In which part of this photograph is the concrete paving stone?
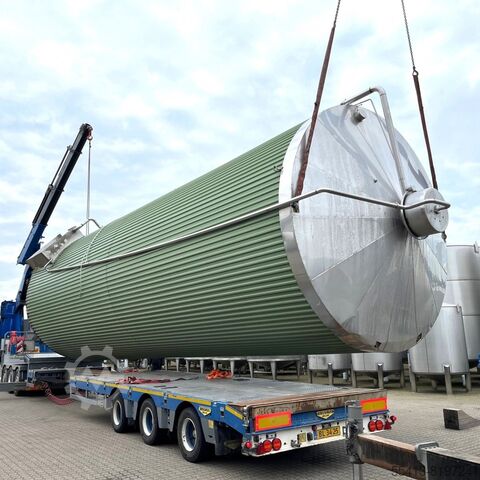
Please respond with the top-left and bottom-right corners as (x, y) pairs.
(0, 374), (479, 479)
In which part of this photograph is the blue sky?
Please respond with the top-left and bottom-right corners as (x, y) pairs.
(1, 0), (479, 300)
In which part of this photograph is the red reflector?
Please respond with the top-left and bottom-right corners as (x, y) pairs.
(256, 443), (265, 455)
(254, 411), (292, 431)
(263, 440), (273, 453)
(375, 419), (384, 431)
(384, 421), (392, 430)
(244, 441), (253, 449)
(368, 420), (376, 432)
(390, 415), (397, 424)
(272, 438), (282, 451)
(361, 397), (387, 414)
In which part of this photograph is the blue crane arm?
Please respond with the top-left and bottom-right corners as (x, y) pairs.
(17, 123), (93, 265)
(14, 123), (93, 311)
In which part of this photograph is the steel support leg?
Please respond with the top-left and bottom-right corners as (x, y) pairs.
(249, 361), (254, 378)
(444, 365), (453, 395)
(271, 361), (277, 381)
(351, 369), (357, 388)
(230, 360), (235, 374)
(296, 360), (301, 380)
(409, 370), (417, 392)
(377, 363), (384, 389)
(309, 369), (313, 384)
(327, 363), (334, 385)
(199, 359), (204, 373)
(186, 360), (190, 373)
(465, 372), (472, 392)
(400, 367), (405, 388)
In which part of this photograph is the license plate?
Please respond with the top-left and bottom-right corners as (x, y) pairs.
(317, 426), (341, 439)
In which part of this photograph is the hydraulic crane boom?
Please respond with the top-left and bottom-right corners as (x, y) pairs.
(14, 123), (93, 312)
(17, 123), (93, 264)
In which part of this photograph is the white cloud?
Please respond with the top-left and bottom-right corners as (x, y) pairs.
(0, 0), (479, 301)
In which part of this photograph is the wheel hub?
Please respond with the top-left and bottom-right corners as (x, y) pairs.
(181, 418), (197, 452)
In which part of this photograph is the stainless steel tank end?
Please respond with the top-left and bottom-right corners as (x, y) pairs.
(402, 187), (449, 238)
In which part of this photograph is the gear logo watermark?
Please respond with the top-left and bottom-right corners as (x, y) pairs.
(46, 345), (119, 410)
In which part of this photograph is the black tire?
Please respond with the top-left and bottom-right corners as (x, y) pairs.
(0, 365), (6, 383)
(177, 407), (212, 463)
(139, 398), (166, 445)
(13, 368), (23, 397)
(7, 367), (14, 394)
(111, 394), (130, 433)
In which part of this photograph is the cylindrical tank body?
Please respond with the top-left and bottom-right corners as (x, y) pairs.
(308, 354), (351, 371)
(26, 104), (447, 360)
(408, 304), (469, 374)
(351, 353), (403, 372)
(444, 243), (480, 362)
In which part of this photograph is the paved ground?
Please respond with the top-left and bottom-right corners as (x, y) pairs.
(1, 373), (479, 480)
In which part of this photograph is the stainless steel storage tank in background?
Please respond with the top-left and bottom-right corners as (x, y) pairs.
(444, 243), (480, 365)
(351, 352), (405, 389)
(307, 354), (351, 385)
(26, 98), (449, 360)
(408, 304), (471, 394)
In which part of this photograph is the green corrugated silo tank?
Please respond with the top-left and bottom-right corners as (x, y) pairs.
(26, 104), (447, 360)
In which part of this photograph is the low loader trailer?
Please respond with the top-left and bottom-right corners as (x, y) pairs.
(68, 369), (392, 462)
(3, 361), (480, 478)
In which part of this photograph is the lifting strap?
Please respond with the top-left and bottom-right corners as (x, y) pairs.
(401, 0), (438, 189)
(86, 129), (93, 234)
(295, 0), (342, 197)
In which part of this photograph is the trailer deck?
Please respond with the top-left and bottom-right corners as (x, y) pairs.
(71, 369), (381, 404)
(69, 369), (391, 461)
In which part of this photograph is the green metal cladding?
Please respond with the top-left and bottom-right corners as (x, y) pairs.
(27, 125), (353, 360)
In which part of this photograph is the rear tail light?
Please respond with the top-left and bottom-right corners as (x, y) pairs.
(375, 419), (384, 431)
(384, 421), (392, 430)
(256, 443), (265, 455)
(272, 437), (282, 451)
(368, 420), (376, 432)
(390, 415), (397, 424)
(244, 441), (253, 449)
(262, 440), (273, 453)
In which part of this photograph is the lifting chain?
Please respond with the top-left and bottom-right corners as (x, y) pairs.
(295, 0), (342, 198)
(401, 0), (438, 189)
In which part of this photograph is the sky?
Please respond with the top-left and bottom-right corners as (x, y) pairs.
(0, 0), (479, 301)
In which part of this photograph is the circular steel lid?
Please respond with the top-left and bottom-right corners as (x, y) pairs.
(279, 105), (447, 352)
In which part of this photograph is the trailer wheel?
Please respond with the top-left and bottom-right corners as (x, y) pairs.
(139, 398), (165, 445)
(6, 367), (14, 393)
(111, 394), (130, 433)
(177, 407), (211, 463)
(13, 368), (23, 396)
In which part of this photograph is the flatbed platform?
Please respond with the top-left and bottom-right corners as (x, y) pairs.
(70, 369), (383, 409)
